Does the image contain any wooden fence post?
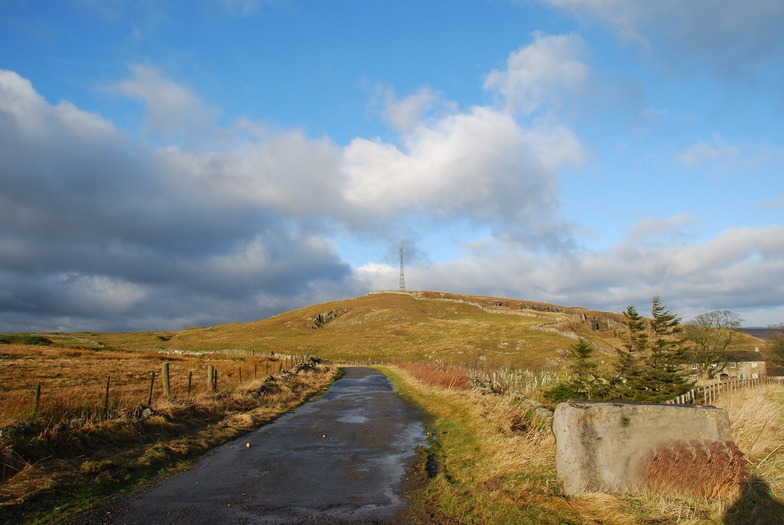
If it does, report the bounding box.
[239,367,242,384]
[103,376,110,417]
[188,371,192,396]
[33,383,41,415]
[162,362,171,399]
[148,371,155,405]
[207,365,215,392]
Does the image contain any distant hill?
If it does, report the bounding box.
[42,291,767,372]
[743,327,772,340]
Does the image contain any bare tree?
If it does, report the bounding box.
[684,310,743,379]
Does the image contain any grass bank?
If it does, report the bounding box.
[715,384,784,523]
[382,366,784,524]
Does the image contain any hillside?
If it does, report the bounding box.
[40,291,766,371]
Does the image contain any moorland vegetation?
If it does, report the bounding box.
[1,291,782,524]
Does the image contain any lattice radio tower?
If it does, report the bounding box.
[399,244,406,292]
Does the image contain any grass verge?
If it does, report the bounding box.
[382,366,784,524]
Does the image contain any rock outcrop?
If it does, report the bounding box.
[311,309,347,329]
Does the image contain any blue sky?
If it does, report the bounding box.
[1,0,783,332]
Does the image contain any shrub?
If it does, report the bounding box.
[0,334,53,346]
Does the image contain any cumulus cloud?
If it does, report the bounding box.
[1,41,593,331]
[484,32,589,116]
[341,106,581,248]
[0,69,363,332]
[342,33,588,247]
[372,85,451,133]
[3,35,780,333]
[367,223,784,326]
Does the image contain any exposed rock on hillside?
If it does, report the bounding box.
[311,309,347,329]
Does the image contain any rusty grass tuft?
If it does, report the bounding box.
[640,440,748,499]
[398,362,470,390]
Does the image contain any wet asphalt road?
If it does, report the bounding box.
[106,367,426,525]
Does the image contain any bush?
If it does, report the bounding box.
[543,382,583,404]
[0,334,53,346]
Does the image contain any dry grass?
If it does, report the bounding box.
[0,344,292,426]
[640,440,748,499]
[51,292,599,370]
[576,384,784,524]
[714,384,784,523]
[0,344,339,524]
[398,362,470,390]
[383,365,586,524]
[384,365,784,525]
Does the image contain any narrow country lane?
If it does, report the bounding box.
[104,367,425,525]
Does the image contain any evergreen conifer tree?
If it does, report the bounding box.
[643,296,692,402]
[544,337,608,403]
[611,305,648,400]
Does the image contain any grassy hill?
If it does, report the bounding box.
[38,290,767,371]
[1,291,779,524]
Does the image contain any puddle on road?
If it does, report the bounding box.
[337,413,369,424]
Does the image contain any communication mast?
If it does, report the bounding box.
[399,244,406,291]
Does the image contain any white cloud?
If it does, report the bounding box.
[624,214,697,244]
[677,135,740,166]
[543,0,784,78]
[1,29,596,331]
[406,224,784,325]
[543,0,650,46]
[341,105,581,246]
[373,85,450,133]
[3,58,781,331]
[154,131,347,218]
[57,274,147,313]
[109,65,219,141]
[0,70,116,142]
[762,194,784,210]
[484,32,589,116]
[677,135,776,171]
[0,69,362,331]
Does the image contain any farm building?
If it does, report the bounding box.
[686,349,767,383]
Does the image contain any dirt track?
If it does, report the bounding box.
[104,367,425,524]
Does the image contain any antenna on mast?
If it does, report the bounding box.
[399,244,406,292]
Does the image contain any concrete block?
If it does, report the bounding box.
[553,401,740,496]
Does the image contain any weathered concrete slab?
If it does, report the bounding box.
[553,401,741,496]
